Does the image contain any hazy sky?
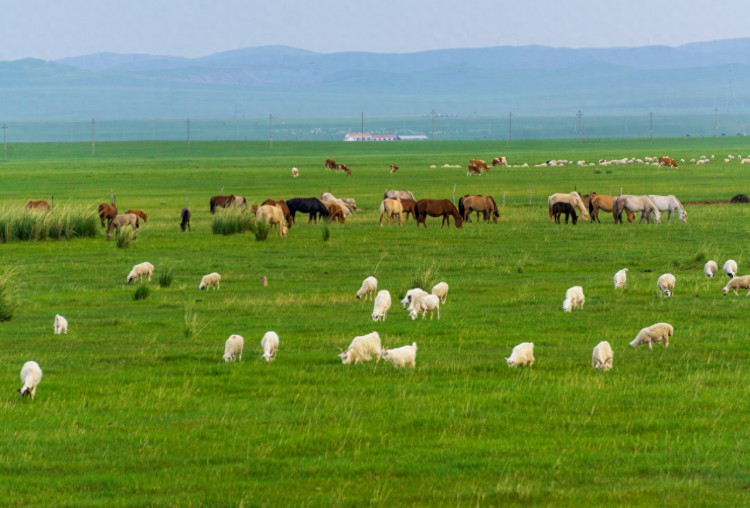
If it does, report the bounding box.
[2,0,748,61]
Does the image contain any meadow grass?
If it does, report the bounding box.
[1,139,750,506]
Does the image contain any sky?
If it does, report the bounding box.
[1,0,748,61]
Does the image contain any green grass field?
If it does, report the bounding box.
[2,138,750,506]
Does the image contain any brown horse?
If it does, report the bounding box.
[97,203,118,227]
[590,192,635,223]
[125,209,148,223]
[399,198,416,222]
[323,202,346,223]
[210,195,247,214]
[25,200,51,212]
[106,213,140,240]
[415,199,463,229]
[459,195,499,223]
[261,199,293,227]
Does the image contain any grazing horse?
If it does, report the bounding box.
[389,164,399,173]
[25,200,51,212]
[321,192,356,217]
[491,156,508,167]
[210,195,235,214]
[180,207,191,232]
[325,159,337,169]
[398,198,416,222]
[97,203,118,228]
[379,198,404,226]
[647,195,687,223]
[285,197,330,223]
[384,189,416,201]
[548,192,590,221]
[261,199,293,228]
[106,213,140,240]
[125,209,148,223]
[232,196,249,209]
[590,193,634,223]
[324,202,346,223]
[255,205,288,237]
[551,202,578,224]
[334,163,352,176]
[613,195,662,224]
[415,199,463,229]
[466,164,482,176]
[458,195,499,223]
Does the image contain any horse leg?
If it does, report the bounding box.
[397,212,403,226]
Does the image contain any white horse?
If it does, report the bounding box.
[548,192,590,221]
[647,195,687,223]
[613,195,662,224]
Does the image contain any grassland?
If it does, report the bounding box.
[1,138,750,507]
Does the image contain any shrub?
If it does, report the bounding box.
[730,194,749,203]
[133,285,150,301]
[0,269,20,322]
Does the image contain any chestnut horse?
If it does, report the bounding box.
[590,192,635,223]
[125,209,148,223]
[399,198,416,223]
[458,195,499,223]
[415,199,463,229]
[210,195,246,214]
[25,200,51,212]
[98,203,118,228]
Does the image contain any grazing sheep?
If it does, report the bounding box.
[592,341,614,371]
[54,314,68,334]
[261,331,279,361]
[409,294,440,320]
[401,288,429,310]
[562,286,585,312]
[127,262,154,284]
[380,342,418,368]
[223,334,244,362]
[199,272,221,290]
[629,322,673,350]
[18,361,42,399]
[704,260,718,278]
[613,268,628,289]
[723,259,738,278]
[505,342,535,367]
[339,331,382,365]
[722,275,750,296]
[371,290,392,321]
[356,276,378,301]
[657,273,676,297]
[431,281,449,304]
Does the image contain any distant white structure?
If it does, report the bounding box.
[343,132,426,142]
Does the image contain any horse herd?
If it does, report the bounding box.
[548,191,687,225]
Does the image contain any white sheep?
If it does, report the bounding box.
[629,322,673,350]
[722,275,750,296]
[592,341,614,371]
[380,342,418,368]
[613,268,628,289]
[401,288,429,310]
[19,361,43,399]
[704,260,718,278]
[431,281,449,303]
[260,331,279,361]
[657,273,676,297]
[409,294,440,320]
[505,342,534,367]
[223,334,244,362]
[371,290,392,321]
[562,286,585,312]
[339,331,382,365]
[723,259,738,278]
[54,314,68,334]
[356,276,377,301]
[127,261,154,284]
[199,272,221,290]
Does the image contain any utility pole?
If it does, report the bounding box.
[649,111,653,140]
[576,110,583,141]
[269,114,273,149]
[186,119,191,153]
[431,109,435,143]
[508,112,512,142]
[91,118,96,156]
[2,124,6,160]
[714,106,718,137]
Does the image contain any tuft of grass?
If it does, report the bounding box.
[0,203,98,243]
[133,284,150,301]
[410,260,439,290]
[211,208,255,235]
[253,219,270,241]
[114,225,136,248]
[183,302,200,339]
[159,268,174,288]
[322,224,330,242]
[0,269,20,321]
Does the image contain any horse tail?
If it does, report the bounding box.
[210,198,216,214]
[458,197,465,217]
[488,196,499,217]
[547,196,554,219]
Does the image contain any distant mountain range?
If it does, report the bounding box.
[1,39,748,120]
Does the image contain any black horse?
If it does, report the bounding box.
[180,207,191,232]
[286,197,330,223]
[551,202,578,225]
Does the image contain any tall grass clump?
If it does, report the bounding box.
[183,302,200,339]
[211,208,255,235]
[0,269,20,322]
[0,203,98,242]
[322,224,330,242]
[114,226,136,248]
[254,219,270,241]
[410,260,439,290]
[133,284,150,301]
[158,268,174,288]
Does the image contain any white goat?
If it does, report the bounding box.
[505,342,535,367]
[562,286,585,312]
[657,273,676,297]
[723,260,738,278]
[339,331,382,365]
[19,361,43,399]
[704,260,718,278]
[380,342,418,368]
[199,272,221,290]
[356,276,378,301]
[629,323,673,350]
[592,341,614,371]
[409,294,440,320]
[223,334,244,362]
[127,262,154,284]
[261,331,279,361]
[613,268,628,289]
[431,282,449,303]
[54,314,68,334]
[371,290,392,321]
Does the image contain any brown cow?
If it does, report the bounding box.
[389,164,399,173]
[491,156,508,167]
[335,163,352,176]
[125,209,148,223]
[325,159,336,169]
[658,156,678,168]
[98,203,118,227]
[470,159,489,171]
[466,164,482,176]
[25,200,51,212]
